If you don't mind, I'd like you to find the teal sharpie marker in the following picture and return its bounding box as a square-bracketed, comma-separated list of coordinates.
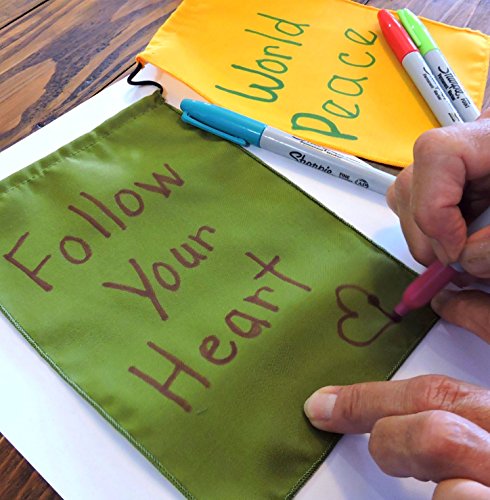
[180, 99, 395, 195]
[398, 9, 479, 122]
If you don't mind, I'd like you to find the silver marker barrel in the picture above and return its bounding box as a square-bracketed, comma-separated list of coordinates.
[424, 50, 479, 122]
[259, 128, 395, 195]
[402, 51, 463, 126]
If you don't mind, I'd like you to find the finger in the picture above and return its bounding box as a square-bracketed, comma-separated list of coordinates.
[386, 179, 398, 214]
[386, 165, 413, 214]
[450, 271, 478, 289]
[431, 289, 490, 342]
[389, 165, 436, 264]
[460, 174, 490, 221]
[460, 226, 490, 279]
[434, 479, 490, 500]
[478, 107, 490, 120]
[386, 165, 411, 215]
[368, 411, 490, 486]
[410, 118, 490, 263]
[304, 375, 490, 433]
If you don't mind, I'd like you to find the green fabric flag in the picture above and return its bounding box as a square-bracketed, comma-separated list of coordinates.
[0, 93, 436, 499]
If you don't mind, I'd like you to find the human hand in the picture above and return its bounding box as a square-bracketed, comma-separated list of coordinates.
[386, 109, 490, 341]
[304, 375, 490, 499]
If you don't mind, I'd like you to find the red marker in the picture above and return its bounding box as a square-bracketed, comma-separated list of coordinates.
[394, 207, 490, 317]
[377, 9, 461, 126]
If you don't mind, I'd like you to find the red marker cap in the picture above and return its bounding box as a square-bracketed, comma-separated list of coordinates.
[378, 9, 418, 63]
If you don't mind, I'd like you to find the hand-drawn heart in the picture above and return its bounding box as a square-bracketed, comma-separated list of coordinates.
[336, 284, 400, 347]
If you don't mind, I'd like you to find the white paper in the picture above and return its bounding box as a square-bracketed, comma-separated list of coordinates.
[0, 66, 488, 500]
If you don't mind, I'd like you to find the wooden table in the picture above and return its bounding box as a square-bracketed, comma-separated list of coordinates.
[0, 0, 488, 497]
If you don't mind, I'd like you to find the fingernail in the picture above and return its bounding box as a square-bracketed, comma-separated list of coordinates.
[430, 239, 452, 265]
[460, 240, 490, 277]
[431, 289, 455, 314]
[304, 388, 338, 421]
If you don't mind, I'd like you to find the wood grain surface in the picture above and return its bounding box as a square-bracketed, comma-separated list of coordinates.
[0, 0, 489, 498]
[0, 1, 46, 29]
[0, 0, 180, 152]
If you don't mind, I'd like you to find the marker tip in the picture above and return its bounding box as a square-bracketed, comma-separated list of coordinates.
[394, 301, 411, 318]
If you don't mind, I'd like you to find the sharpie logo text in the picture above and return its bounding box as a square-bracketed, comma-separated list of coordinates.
[289, 151, 333, 174]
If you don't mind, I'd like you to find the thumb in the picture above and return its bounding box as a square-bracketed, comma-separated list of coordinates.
[477, 107, 490, 120]
[459, 226, 490, 279]
[433, 479, 490, 500]
[303, 375, 490, 434]
[431, 289, 490, 343]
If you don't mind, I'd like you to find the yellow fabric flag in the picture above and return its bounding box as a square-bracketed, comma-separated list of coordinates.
[137, 0, 490, 167]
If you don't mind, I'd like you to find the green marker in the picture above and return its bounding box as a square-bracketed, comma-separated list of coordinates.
[398, 8, 479, 122]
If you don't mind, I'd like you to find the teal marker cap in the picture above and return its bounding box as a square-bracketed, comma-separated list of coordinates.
[397, 8, 438, 56]
[180, 99, 265, 147]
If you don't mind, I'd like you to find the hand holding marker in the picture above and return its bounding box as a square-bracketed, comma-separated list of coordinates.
[398, 8, 480, 122]
[386, 10, 487, 317]
[394, 206, 490, 317]
[377, 9, 462, 126]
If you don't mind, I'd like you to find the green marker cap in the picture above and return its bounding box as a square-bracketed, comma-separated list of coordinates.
[397, 8, 438, 56]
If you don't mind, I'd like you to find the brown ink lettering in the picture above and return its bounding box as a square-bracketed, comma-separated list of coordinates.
[152, 262, 181, 292]
[129, 341, 210, 413]
[80, 191, 127, 231]
[225, 309, 271, 338]
[68, 204, 112, 238]
[3, 232, 53, 291]
[59, 236, 92, 265]
[245, 251, 312, 291]
[114, 189, 145, 217]
[171, 243, 207, 269]
[103, 258, 168, 321]
[188, 226, 216, 251]
[199, 335, 238, 365]
[244, 286, 279, 312]
[134, 163, 184, 198]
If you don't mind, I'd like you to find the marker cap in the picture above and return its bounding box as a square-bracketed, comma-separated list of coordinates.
[180, 99, 265, 147]
[378, 9, 418, 63]
[397, 9, 438, 56]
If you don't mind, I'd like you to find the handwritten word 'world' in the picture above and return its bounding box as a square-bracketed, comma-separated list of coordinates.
[3, 163, 184, 292]
[215, 12, 378, 142]
[215, 13, 309, 102]
[129, 251, 312, 413]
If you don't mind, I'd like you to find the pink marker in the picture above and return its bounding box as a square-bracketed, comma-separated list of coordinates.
[394, 206, 490, 317]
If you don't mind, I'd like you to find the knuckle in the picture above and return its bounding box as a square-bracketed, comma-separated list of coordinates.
[438, 290, 490, 340]
[386, 184, 396, 213]
[339, 384, 365, 424]
[457, 293, 490, 338]
[368, 418, 391, 467]
[406, 239, 434, 266]
[413, 128, 455, 163]
[393, 170, 412, 206]
[409, 375, 469, 412]
[469, 311, 490, 339]
[411, 202, 444, 238]
[413, 128, 446, 161]
[415, 411, 465, 468]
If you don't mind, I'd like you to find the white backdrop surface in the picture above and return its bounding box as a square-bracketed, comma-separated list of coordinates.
[0, 66, 488, 499]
